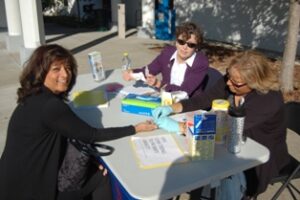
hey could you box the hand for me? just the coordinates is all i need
[98,164,108,176]
[155,117,180,133]
[134,120,157,133]
[152,106,173,122]
[146,74,160,87]
[122,70,133,81]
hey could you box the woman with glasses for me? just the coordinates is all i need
[122,22,209,97]
[152,50,290,198]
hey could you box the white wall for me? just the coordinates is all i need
[173,0,299,56]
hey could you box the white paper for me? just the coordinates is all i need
[171,91,189,103]
[118,85,157,97]
[131,134,188,169]
[131,72,147,82]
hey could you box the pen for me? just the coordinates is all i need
[145,65,150,78]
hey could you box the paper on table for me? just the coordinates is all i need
[119,85,157,97]
[131,65,149,82]
[131,72,146,82]
[72,90,109,108]
[131,134,188,169]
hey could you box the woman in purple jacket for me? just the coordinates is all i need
[122,22,209,97]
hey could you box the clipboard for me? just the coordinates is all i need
[130,134,188,169]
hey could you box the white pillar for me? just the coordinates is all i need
[118,3,126,39]
[19,0,45,65]
[137,0,155,38]
[4,0,23,51]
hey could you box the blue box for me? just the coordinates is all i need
[121,94,161,116]
[193,114,216,135]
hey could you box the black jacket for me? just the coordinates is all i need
[0,87,135,200]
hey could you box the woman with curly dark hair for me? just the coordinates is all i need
[0,44,157,200]
[17,44,78,103]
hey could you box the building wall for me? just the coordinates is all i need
[125,0,142,27]
[0,0,7,27]
[174,0,300,55]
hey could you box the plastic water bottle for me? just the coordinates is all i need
[121,52,131,70]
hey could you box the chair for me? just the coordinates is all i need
[269,101,300,200]
[202,67,223,92]
[191,67,223,97]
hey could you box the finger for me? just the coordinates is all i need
[103,169,108,176]
[147,120,155,124]
[146,74,154,78]
[146,77,154,84]
[99,165,104,170]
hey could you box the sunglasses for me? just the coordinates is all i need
[176,39,197,49]
[226,70,247,88]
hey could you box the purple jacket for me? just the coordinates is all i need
[133,45,209,97]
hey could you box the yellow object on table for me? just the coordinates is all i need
[72,90,109,108]
[211,99,230,144]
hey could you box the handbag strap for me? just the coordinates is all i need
[69,139,114,157]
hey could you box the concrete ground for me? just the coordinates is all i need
[0,23,299,200]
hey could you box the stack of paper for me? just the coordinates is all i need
[72,90,109,108]
[131,134,188,169]
[119,85,157,97]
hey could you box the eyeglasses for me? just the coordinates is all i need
[228,79,247,88]
[176,39,197,49]
[226,71,247,88]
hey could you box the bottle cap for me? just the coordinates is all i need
[123,52,128,56]
[211,99,230,111]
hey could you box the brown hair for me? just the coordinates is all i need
[176,22,203,48]
[17,44,78,103]
[228,50,278,94]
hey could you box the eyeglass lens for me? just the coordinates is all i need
[177,39,197,49]
[226,69,247,88]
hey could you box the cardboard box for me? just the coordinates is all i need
[88,51,105,82]
[187,113,216,160]
[121,94,161,116]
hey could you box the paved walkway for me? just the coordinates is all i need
[0,23,299,200]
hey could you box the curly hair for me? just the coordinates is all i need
[17,44,78,103]
[228,50,279,94]
[175,22,203,49]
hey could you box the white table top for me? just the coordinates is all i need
[71,70,270,200]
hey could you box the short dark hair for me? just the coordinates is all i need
[176,22,203,48]
[17,44,78,103]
